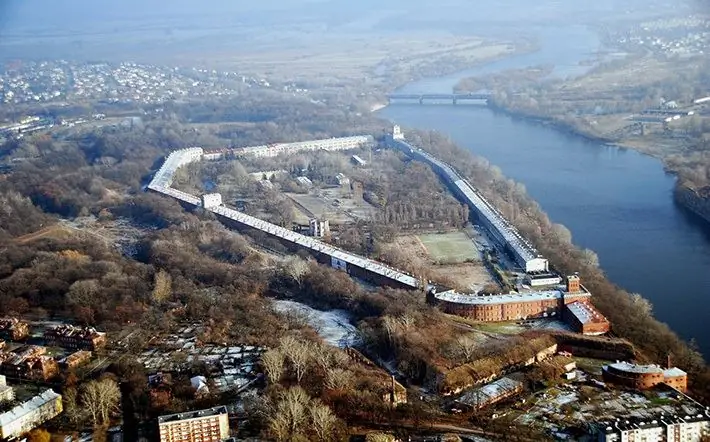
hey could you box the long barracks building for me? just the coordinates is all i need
[147,132,606,328]
[387,126,548,273]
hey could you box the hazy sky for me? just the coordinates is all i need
[0,0,698,63]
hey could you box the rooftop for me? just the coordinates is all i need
[605,361,687,377]
[434,288,566,305]
[158,406,228,424]
[0,389,61,427]
[456,377,523,407]
[565,301,608,325]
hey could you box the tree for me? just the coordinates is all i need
[82,378,122,427]
[152,269,172,303]
[310,400,339,442]
[63,387,84,426]
[281,256,310,287]
[27,429,51,442]
[262,349,286,384]
[455,335,478,363]
[550,223,572,244]
[280,336,311,383]
[269,387,311,442]
[581,249,600,268]
[324,368,354,390]
[310,343,334,371]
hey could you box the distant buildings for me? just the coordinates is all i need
[594,412,710,442]
[602,361,687,393]
[44,324,106,350]
[0,389,63,440]
[58,350,93,369]
[158,406,230,442]
[0,345,58,382]
[0,318,29,341]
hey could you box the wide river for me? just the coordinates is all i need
[379,25,710,357]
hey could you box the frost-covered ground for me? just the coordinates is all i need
[272,300,360,348]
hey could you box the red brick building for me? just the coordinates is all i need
[0,318,29,341]
[431,275,597,325]
[0,346,58,381]
[44,325,106,350]
[563,301,610,335]
[602,362,687,393]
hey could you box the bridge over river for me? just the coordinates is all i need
[386,92,491,105]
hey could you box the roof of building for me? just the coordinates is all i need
[45,324,106,339]
[158,405,228,424]
[605,361,687,378]
[0,389,61,427]
[565,301,608,325]
[434,288,565,305]
[456,377,523,407]
[663,367,688,378]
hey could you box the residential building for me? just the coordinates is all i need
[44,324,106,350]
[602,362,687,392]
[0,346,59,381]
[158,406,230,442]
[0,318,29,341]
[58,350,92,369]
[595,412,710,442]
[0,389,63,440]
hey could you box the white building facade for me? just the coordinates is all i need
[0,389,63,440]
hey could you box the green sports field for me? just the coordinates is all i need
[418,231,480,264]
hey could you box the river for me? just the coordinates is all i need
[378,25,710,357]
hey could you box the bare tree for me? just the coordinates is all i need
[280,336,311,383]
[381,316,400,346]
[324,367,354,390]
[152,269,172,303]
[551,223,573,244]
[261,349,285,384]
[311,343,334,371]
[629,293,653,316]
[455,335,479,363]
[63,387,85,426]
[281,256,310,287]
[310,400,339,442]
[398,312,416,330]
[66,279,100,306]
[82,378,121,426]
[269,386,311,442]
[581,248,600,268]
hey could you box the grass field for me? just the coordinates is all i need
[417,231,480,264]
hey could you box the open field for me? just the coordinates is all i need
[418,231,480,264]
[386,232,493,291]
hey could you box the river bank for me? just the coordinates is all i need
[485,99,710,225]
